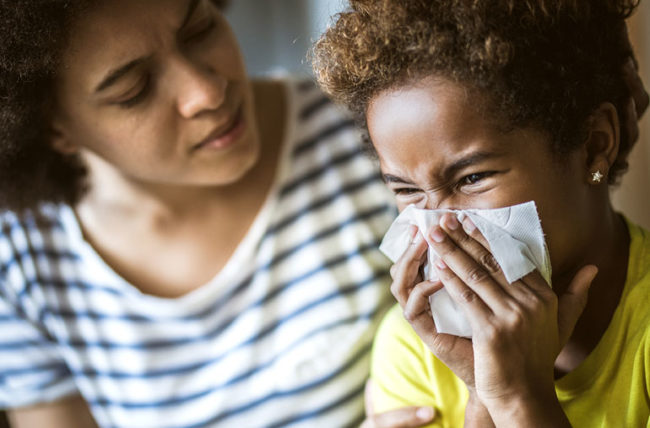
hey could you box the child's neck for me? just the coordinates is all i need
[554,207,630,378]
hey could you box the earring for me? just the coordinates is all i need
[591,170,604,183]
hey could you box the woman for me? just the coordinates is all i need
[0,1,399,426]
[313,0,650,426]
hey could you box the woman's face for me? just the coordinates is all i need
[366,76,593,279]
[53,0,259,187]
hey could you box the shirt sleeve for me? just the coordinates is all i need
[0,281,78,409]
[369,304,469,428]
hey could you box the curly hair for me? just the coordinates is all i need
[312,0,640,184]
[0,0,229,212]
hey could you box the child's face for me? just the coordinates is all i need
[366,75,593,281]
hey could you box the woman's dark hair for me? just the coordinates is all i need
[0,0,229,211]
[312,0,640,184]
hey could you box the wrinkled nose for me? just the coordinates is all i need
[175,59,227,118]
[420,191,457,211]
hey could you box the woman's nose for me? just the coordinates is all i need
[174,59,227,118]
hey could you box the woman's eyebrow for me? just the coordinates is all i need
[94,57,148,93]
[94,0,201,94]
[179,0,201,30]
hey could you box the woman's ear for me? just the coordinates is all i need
[49,121,78,155]
[583,102,620,185]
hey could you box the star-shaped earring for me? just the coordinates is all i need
[591,170,604,183]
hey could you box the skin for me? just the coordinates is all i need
[365,75,631,426]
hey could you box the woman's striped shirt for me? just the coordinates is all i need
[0,78,397,427]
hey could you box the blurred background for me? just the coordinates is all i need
[226,0,650,229]
[225,0,346,77]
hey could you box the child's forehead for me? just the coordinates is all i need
[368,78,506,151]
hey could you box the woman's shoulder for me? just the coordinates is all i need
[0,203,75,246]
[0,204,82,290]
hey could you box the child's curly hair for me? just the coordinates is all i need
[312,0,640,184]
[0,0,229,211]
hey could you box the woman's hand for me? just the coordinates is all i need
[360,380,435,428]
[428,213,598,425]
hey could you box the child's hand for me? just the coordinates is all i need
[430,213,598,423]
[388,224,477,390]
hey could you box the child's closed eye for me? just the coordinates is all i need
[393,187,421,195]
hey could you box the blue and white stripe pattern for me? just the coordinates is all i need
[0,79,397,427]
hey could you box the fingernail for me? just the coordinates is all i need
[445,215,459,230]
[431,227,445,243]
[435,259,447,270]
[416,406,435,420]
[462,217,476,234]
[413,232,423,243]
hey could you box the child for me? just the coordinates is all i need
[313,0,649,426]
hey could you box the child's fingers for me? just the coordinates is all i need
[439,213,508,287]
[433,256,494,327]
[460,216,491,250]
[557,265,597,346]
[429,225,511,315]
[390,228,428,305]
[403,280,443,322]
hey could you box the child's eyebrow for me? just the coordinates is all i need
[382,151,503,185]
[382,174,414,184]
[441,151,502,179]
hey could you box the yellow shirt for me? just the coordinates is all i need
[370,220,650,427]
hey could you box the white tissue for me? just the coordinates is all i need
[379,201,551,338]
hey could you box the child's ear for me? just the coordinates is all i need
[49,121,78,155]
[582,102,620,184]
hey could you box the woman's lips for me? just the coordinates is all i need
[193,109,245,151]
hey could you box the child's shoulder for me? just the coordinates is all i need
[624,218,650,294]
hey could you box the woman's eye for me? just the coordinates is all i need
[117,78,151,109]
[186,19,216,43]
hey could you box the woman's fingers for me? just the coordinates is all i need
[363,379,436,428]
[390,226,428,305]
[557,265,598,346]
[360,407,436,428]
